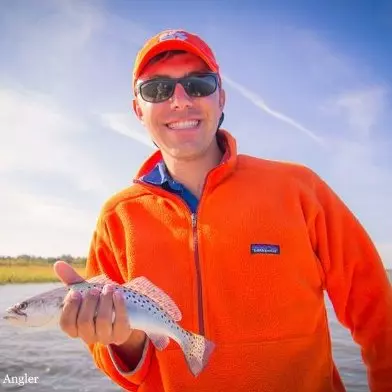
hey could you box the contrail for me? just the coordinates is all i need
[221,74,324,145]
[101,113,154,148]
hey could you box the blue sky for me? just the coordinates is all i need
[1,0,391,267]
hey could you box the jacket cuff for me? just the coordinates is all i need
[107,337,153,384]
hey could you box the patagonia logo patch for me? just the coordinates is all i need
[251,244,280,255]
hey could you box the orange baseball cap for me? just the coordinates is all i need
[132,29,220,88]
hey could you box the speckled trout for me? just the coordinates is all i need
[3,274,215,376]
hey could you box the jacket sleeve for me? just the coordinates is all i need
[83,218,155,391]
[307,170,392,392]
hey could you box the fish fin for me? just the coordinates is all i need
[86,274,118,286]
[181,332,215,377]
[124,277,182,321]
[146,333,170,351]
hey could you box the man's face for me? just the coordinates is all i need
[134,52,225,160]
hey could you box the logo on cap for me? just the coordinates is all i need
[159,30,188,42]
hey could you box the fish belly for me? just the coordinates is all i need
[126,301,175,340]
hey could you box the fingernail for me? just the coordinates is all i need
[89,288,100,296]
[70,290,80,300]
[103,285,114,295]
[113,291,122,300]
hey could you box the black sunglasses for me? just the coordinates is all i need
[137,73,219,103]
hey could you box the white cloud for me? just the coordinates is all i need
[377,243,392,270]
[2,0,103,75]
[0,87,107,257]
[0,188,94,235]
[0,185,96,257]
[323,86,388,138]
[0,87,105,193]
[286,27,356,82]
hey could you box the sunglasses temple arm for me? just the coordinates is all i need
[218,112,224,129]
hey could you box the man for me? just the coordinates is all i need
[54,29,392,392]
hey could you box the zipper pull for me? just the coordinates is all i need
[191,213,197,227]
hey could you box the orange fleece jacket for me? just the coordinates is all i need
[84,130,392,392]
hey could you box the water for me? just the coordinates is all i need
[0,283,118,391]
[0,278,390,392]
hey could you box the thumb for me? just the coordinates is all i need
[53,260,85,285]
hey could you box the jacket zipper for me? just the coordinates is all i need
[134,179,206,335]
[191,212,204,335]
[134,158,228,336]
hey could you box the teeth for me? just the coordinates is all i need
[167,120,199,129]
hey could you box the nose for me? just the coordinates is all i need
[170,82,193,110]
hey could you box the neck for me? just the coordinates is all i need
[162,137,223,199]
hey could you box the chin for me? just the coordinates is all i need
[170,146,208,160]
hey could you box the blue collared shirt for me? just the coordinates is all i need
[140,160,199,213]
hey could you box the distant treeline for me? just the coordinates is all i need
[0,255,86,266]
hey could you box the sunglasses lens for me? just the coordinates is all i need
[183,74,218,97]
[140,80,175,103]
[139,74,218,103]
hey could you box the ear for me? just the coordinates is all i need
[133,98,144,123]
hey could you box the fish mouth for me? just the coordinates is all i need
[4,306,27,319]
[3,314,18,320]
[3,311,27,324]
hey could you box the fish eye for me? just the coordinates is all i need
[19,302,28,310]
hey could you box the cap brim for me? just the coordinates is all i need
[134,39,218,83]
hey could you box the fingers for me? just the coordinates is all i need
[59,290,82,338]
[77,288,100,344]
[95,285,115,345]
[112,290,132,345]
[53,260,85,285]
[59,283,132,347]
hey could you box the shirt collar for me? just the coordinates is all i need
[141,160,183,191]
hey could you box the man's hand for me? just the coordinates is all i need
[53,260,132,346]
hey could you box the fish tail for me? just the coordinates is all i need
[180,331,215,377]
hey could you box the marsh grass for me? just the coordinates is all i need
[0,264,86,284]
